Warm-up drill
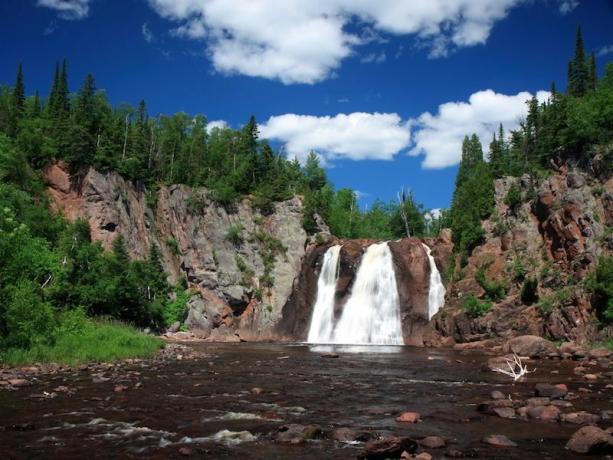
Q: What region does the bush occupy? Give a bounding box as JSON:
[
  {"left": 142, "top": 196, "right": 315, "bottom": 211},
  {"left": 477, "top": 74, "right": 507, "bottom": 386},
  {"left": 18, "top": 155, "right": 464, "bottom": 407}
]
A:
[
  {"left": 163, "top": 288, "right": 190, "bottom": 327},
  {"left": 462, "top": 294, "right": 492, "bottom": 318},
  {"left": 225, "top": 223, "right": 244, "bottom": 246},
  {"left": 2, "top": 281, "right": 56, "bottom": 349},
  {"left": 165, "top": 237, "right": 180, "bottom": 256},
  {"left": 186, "top": 193, "right": 207, "bottom": 214},
  {"left": 520, "top": 277, "right": 539, "bottom": 304},
  {"left": 504, "top": 183, "right": 522, "bottom": 214},
  {"left": 475, "top": 265, "right": 507, "bottom": 301},
  {"left": 586, "top": 256, "right": 613, "bottom": 323}
]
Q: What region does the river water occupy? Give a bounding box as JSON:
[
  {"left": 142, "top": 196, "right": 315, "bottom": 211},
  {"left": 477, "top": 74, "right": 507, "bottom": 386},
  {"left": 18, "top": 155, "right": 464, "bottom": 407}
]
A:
[{"left": 0, "top": 343, "right": 609, "bottom": 459}]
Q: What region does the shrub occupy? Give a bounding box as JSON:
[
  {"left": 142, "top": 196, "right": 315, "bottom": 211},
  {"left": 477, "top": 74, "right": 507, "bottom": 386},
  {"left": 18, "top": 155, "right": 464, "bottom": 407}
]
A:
[
  {"left": 586, "top": 256, "right": 613, "bottom": 323},
  {"left": 475, "top": 265, "right": 507, "bottom": 301},
  {"left": 462, "top": 294, "right": 492, "bottom": 318},
  {"left": 512, "top": 258, "right": 527, "bottom": 282},
  {"left": 165, "top": 237, "right": 181, "bottom": 256},
  {"left": 225, "top": 223, "right": 244, "bottom": 246},
  {"left": 163, "top": 288, "right": 190, "bottom": 327},
  {"left": 504, "top": 183, "right": 522, "bottom": 214},
  {"left": 186, "top": 193, "right": 207, "bottom": 214},
  {"left": 520, "top": 277, "right": 539, "bottom": 304}
]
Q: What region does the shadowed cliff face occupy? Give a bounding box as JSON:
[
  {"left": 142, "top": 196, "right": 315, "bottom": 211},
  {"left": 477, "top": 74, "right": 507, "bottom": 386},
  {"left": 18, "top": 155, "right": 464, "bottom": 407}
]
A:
[
  {"left": 277, "top": 238, "right": 440, "bottom": 345},
  {"left": 44, "top": 162, "right": 308, "bottom": 340}
]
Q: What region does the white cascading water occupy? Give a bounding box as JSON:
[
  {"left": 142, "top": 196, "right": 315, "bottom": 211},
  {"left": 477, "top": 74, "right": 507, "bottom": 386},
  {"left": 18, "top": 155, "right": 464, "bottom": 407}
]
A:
[
  {"left": 422, "top": 243, "right": 446, "bottom": 319},
  {"left": 331, "top": 242, "right": 404, "bottom": 345},
  {"left": 306, "top": 245, "right": 342, "bottom": 343}
]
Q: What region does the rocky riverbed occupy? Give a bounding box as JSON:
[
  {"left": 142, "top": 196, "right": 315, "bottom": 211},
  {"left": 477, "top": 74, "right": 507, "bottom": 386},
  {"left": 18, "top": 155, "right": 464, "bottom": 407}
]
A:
[{"left": 1, "top": 343, "right": 612, "bottom": 459}]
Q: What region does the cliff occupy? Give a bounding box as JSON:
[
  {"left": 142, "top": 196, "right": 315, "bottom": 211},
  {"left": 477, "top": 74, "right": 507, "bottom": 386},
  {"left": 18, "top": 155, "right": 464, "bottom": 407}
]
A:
[
  {"left": 44, "top": 163, "right": 309, "bottom": 340},
  {"left": 427, "top": 165, "right": 613, "bottom": 347}
]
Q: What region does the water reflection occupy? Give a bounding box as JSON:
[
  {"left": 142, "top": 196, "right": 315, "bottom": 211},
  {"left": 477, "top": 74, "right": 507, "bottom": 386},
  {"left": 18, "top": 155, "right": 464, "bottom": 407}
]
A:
[{"left": 307, "top": 344, "right": 403, "bottom": 354}]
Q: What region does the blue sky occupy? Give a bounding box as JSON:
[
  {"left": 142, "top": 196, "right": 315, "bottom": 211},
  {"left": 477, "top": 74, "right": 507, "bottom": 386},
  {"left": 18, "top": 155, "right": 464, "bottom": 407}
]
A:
[{"left": 1, "top": 0, "right": 611, "bottom": 211}]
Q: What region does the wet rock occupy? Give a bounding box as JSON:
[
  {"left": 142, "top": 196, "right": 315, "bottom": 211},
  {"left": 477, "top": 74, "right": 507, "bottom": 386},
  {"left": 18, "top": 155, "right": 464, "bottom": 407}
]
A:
[
  {"left": 550, "top": 400, "right": 573, "bottom": 409},
  {"left": 414, "top": 453, "right": 432, "bottom": 460},
  {"left": 396, "top": 412, "right": 421, "bottom": 423},
  {"left": 493, "top": 407, "right": 516, "bottom": 419},
  {"left": 359, "top": 436, "right": 417, "bottom": 460},
  {"left": 535, "top": 383, "right": 568, "bottom": 399},
  {"left": 178, "top": 447, "right": 192, "bottom": 456},
  {"left": 588, "top": 347, "right": 611, "bottom": 359},
  {"left": 527, "top": 405, "right": 560, "bottom": 422},
  {"left": 7, "top": 379, "right": 29, "bottom": 387},
  {"left": 566, "top": 426, "right": 613, "bottom": 454},
  {"left": 251, "top": 387, "right": 264, "bottom": 395},
  {"left": 321, "top": 352, "right": 339, "bottom": 358},
  {"left": 419, "top": 436, "right": 446, "bottom": 448},
  {"left": 276, "top": 424, "right": 323, "bottom": 444},
  {"left": 490, "top": 390, "right": 505, "bottom": 400},
  {"left": 113, "top": 384, "right": 128, "bottom": 393},
  {"left": 561, "top": 411, "right": 601, "bottom": 425},
  {"left": 332, "top": 427, "right": 357, "bottom": 443},
  {"left": 482, "top": 434, "right": 517, "bottom": 448},
  {"left": 502, "top": 335, "right": 557, "bottom": 357},
  {"left": 584, "top": 373, "right": 598, "bottom": 381},
  {"left": 526, "top": 397, "right": 550, "bottom": 407},
  {"left": 478, "top": 399, "right": 513, "bottom": 415}
]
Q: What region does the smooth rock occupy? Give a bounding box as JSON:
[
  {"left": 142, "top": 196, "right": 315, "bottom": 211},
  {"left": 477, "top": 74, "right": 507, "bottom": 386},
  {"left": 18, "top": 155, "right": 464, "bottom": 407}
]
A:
[
  {"left": 566, "top": 426, "right": 613, "bottom": 454},
  {"left": 561, "top": 411, "right": 600, "bottom": 425},
  {"left": 482, "top": 434, "right": 517, "bottom": 448},
  {"left": 359, "top": 436, "right": 417, "bottom": 460},
  {"left": 396, "top": 412, "right": 420, "bottom": 423},
  {"left": 502, "top": 335, "right": 557, "bottom": 358},
  {"left": 419, "top": 436, "right": 446, "bottom": 448},
  {"left": 535, "top": 383, "right": 568, "bottom": 399},
  {"left": 490, "top": 390, "right": 505, "bottom": 400}
]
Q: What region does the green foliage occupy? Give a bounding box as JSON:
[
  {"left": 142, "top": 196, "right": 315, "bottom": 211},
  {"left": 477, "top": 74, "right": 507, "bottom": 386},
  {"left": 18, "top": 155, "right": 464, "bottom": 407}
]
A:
[
  {"left": 165, "top": 237, "right": 180, "bottom": 256},
  {"left": 475, "top": 264, "right": 508, "bottom": 301},
  {"left": 586, "top": 256, "right": 613, "bottom": 323},
  {"left": 163, "top": 288, "right": 190, "bottom": 327},
  {"left": 225, "top": 223, "right": 244, "bottom": 246},
  {"left": 1, "top": 318, "right": 163, "bottom": 366},
  {"left": 520, "top": 277, "right": 539, "bottom": 304},
  {"left": 186, "top": 192, "right": 207, "bottom": 214},
  {"left": 504, "top": 183, "right": 522, "bottom": 214},
  {"left": 463, "top": 294, "right": 492, "bottom": 318}
]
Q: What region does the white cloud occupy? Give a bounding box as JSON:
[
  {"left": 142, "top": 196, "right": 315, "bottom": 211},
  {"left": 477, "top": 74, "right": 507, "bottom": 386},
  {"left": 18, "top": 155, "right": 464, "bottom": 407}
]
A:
[
  {"left": 558, "top": 0, "right": 579, "bottom": 14},
  {"left": 142, "top": 23, "right": 154, "bottom": 43},
  {"left": 409, "top": 89, "right": 550, "bottom": 169},
  {"left": 37, "top": 0, "right": 90, "bottom": 20},
  {"left": 147, "top": 0, "right": 526, "bottom": 84},
  {"left": 597, "top": 44, "right": 613, "bottom": 57},
  {"left": 206, "top": 119, "right": 228, "bottom": 133},
  {"left": 260, "top": 112, "right": 411, "bottom": 163},
  {"left": 360, "top": 52, "right": 386, "bottom": 64}
]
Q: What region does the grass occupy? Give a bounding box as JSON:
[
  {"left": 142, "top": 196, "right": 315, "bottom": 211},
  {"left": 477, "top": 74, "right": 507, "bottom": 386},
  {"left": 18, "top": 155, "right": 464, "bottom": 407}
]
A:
[{"left": 1, "top": 319, "right": 164, "bottom": 367}]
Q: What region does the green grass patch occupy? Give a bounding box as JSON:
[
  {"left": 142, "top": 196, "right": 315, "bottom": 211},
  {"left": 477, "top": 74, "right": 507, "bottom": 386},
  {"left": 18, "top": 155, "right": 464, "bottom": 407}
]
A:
[{"left": 1, "top": 318, "right": 164, "bottom": 367}]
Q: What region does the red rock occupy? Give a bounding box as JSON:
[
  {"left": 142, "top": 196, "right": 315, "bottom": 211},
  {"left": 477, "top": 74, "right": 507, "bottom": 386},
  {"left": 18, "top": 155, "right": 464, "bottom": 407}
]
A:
[
  {"left": 561, "top": 411, "right": 600, "bottom": 425},
  {"left": 584, "top": 373, "right": 598, "bottom": 381},
  {"left": 589, "top": 347, "right": 612, "bottom": 359},
  {"left": 415, "top": 453, "right": 432, "bottom": 460},
  {"left": 113, "top": 384, "right": 128, "bottom": 393},
  {"left": 527, "top": 405, "right": 560, "bottom": 422},
  {"left": 178, "top": 447, "right": 192, "bottom": 456},
  {"left": 396, "top": 412, "right": 420, "bottom": 423},
  {"left": 482, "top": 434, "right": 517, "bottom": 447},
  {"left": 8, "top": 379, "right": 29, "bottom": 387},
  {"left": 493, "top": 407, "right": 516, "bottom": 419},
  {"left": 535, "top": 383, "right": 567, "bottom": 399},
  {"left": 419, "top": 436, "right": 446, "bottom": 448},
  {"left": 566, "top": 426, "right": 613, "bottom": 454},
  {"left": 502, "top": 335, "right": 557, "bottom": 357}
]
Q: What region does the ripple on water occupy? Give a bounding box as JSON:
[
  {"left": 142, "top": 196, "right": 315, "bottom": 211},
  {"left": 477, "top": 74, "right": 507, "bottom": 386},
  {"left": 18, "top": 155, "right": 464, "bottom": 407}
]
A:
[{"left": 179, "top": 430, "right": 257, "bottom": 446}]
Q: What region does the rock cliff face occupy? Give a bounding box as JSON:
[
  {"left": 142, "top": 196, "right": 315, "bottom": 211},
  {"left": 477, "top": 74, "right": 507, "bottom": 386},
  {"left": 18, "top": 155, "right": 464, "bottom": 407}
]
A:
[
  {"left": 44, "top": 163, "right": 308, "bottom": 340},
  {"left": 428, "top": 166, "right": 612, "bottom": 347}
]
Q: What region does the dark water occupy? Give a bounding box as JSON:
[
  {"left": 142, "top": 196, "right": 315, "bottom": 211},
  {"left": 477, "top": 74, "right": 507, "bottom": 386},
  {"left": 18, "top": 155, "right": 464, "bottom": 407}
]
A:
[{"left": 0, "top": 343, "right": 610, "bottom": 459}]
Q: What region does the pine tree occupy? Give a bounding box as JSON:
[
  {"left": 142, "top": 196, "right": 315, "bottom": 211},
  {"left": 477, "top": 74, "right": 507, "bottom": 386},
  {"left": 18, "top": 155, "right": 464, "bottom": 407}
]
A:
[
  {"left": 588, "top": 52, "right": 597, "bottom": 91},
  {"left": 567, "top": 26, "right": 588, "bottom": 97},
  {"left": 57, "top": 59, "right": 70, "bottom": 119},
  {"left": 10, "top": 63, "right": 25, "bottom": 134},
  {"left": 47, "top": 62, "right": 60, "bottom": 118},
  {"left": 31, "top": 91, "right": 41, "bottom": 117}
]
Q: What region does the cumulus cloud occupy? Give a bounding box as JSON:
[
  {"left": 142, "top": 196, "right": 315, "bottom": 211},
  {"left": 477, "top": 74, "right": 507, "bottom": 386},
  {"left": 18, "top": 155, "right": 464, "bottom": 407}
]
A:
[
  {"left": 37, "top": 0, "right": 90, "bottom": 20},
  {"left": 260, "top": 112, "right": 411, "bottom": 163},
  {"left": 409, "top": 89, "right": 550, "bottom": 169},
  {"left": 142, "top": 23, "right": 154, "bottom": 43},
  {"left": 206, "top": 119, "right": 228, "bottom": 133},
  {"left": 147, "top": 0, "right": 526, "bottom": 84},
  {"left": 558, "top": 0, "right": 579, "bottom": 14},
  {"left": 597, "top": 44, "right": 613, "bottom": 57}
]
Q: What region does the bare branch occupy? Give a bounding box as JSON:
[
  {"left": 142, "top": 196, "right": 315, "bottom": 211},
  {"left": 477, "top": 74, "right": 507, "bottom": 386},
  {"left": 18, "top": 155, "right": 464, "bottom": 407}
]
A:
[{"left": 492, "top": 353, "right": 535, "bottom": 382}]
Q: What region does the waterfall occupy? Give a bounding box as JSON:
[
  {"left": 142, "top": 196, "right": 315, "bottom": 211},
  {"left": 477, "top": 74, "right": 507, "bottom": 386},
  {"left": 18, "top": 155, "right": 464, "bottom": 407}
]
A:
[
  {"left": 307, "top": 245, "right": 342, "bottom": 343},
  {"left": 331, "top": 242, "right": 404, "bottom": 345},
  {"left": 422, "top": 244, "right": 446, "bottom": 319}
]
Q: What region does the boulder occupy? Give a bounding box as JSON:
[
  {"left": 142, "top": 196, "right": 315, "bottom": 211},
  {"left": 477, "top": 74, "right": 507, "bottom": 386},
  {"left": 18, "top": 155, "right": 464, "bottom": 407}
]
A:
[
  {"left": 535, "top": 383, "right": 568, "bottom": 399},
  {"left": 502, "top": 335, "right": 557, "bottom": 357},
  {"left": 561, "top": 412, "right": 601, "bottom": 425},
  {"left": 482, "top": 434, "right": 517, "bottom": 448},
  {"left": 419, "top": 436, "right": 446, "bottom": 449},
  {"left": 566, "top": 426, "right": 613, "bottom": 454},
  {"left": 396, "top": 412, "right": 421, "bottom": 423}
]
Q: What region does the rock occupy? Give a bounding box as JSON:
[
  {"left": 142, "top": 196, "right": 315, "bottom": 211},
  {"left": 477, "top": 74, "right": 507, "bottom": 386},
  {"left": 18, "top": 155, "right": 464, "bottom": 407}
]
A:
[
  {"left": 251, "top": 387, "right": 264, "bottom": 395},
  {"left": 527, "top": 405, "right": 560, "bottom": 422},
  {"left": 566, "top": 426, "right": 613, "bottom": 454},
  {"left": 359, "top": 436, "right": 418, "bottom": 460},
  {"left": 478, "top": 399, "right": 513, "bottom": 415},
  {"left": 589, "top": 347, "right": 612, "bottom": 359},
  {"left": 276, "top": 424, "right": 323, "bottom": 444},
  {"left": 113, "top": 384, "right": 128, "bottom": 393},
  {"left": 321, "top": 352, "right": 339, "bottom": 358},
  {"left": 7, "top": 379, "right": 29, "bottom": 387},
  {"left": 584, "top": 373, "right": 598, "bottom": 381},
  {"left": 493, "top": 407, "right": 516, "bottom": 419},
  {"left": 396, "top": 412, "right": 421, "bottom": 423},
  {"left": 535, "top": 383, "right": 568, "bottom": 399},
  {"left": 490, "top": 390, "right": 505, "bottom": 400},
  {"left": 561, "top": 411, "right": 601, "bottom": 425},
  {"left": 178, "top": 447, "right": 192, "bottom": 456},
  {"left": 419, "top": 436, "right": 446, "bottom": 448},
  {"left": 526, "top": 397, "right": 551, "bottom": 407},
  {"left": 502, "top": 335, "right": 557, "bottom": 357},
  {"left": 332, "top": 427, "right": 357, "bottom": 443},
  {"left": 414, "top": 453, "right": 432, "bottom": 460},
  {"left": 482, "top": 434, "right": 517, "bottom": 448},
  {"left": 167, "top": 321, "right": 181, "bottom": 333}
]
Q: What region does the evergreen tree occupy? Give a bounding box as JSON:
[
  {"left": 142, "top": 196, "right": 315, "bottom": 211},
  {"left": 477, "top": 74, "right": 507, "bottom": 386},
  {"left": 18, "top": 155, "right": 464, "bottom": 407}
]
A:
[
  {"left": 567, "top": 26, "right": 588, "bottom": 97},
  {"left": 31, "top": 91, "right": 41, "bottom": 117},
  {"left": 10, "top": 63, "right": 25, "bottom": 134},
  {"left": 588, "top": 52, "right": 597, "bottom": 91}
]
